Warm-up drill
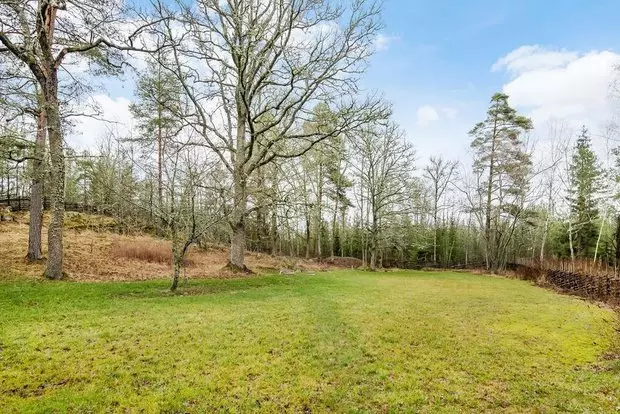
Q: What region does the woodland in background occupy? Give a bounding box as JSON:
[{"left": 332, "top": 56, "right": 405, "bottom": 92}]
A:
[{"left": 2, "top": 1, "right": 620, "bottom": 289}]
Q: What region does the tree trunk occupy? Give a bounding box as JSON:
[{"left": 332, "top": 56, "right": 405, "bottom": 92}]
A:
[
  {"left": 305, "top": 213, "right": 311, "bottom": 259},
  {"left": 228, "top": 169, "right": 249, "bottom": 272},
  {"left": 568, "top": 220, "right": 575, "bottom": 264},
  {"left": 540, "top": 214, "right": 549, "bottom": 263},
  {"left": 340, "top": 207, "right": 346, "bottom": 257},
  {"left": 171, "top": 252, "right": 182, "bottom": 291},
  {"left": 369, "top": 213, "right": 378, "bottom": 271},
  {"left": 227, "top": 93, "right": 251, "bottom": 272},
  {"left": 593, "top": 209, "right": 606, "bottom": 264},
  {"left": 171, "top": 236, "right": 191, "bottom": 291},
  {"left": 269, "top": 208, "right": 277, "bottom": 256},
  {"left": 42, "top": 76, "right": 65, "bottom": 280},
  {"left": 484, "top": 120, "right": 498, "bottom": 270},
  {"left": 432, "top": 184, "right": 438, "bottom": 263},
  {"left": 26, "top": 106, "right": 46, "bottom": 262},
  {"left": 369, "top": 237, "right": 377, "bottom": 270},
  {"left": 269, "top": 169, "right": 278, "bottom": 255},
  {"left": 330, "top": 197, "right": 338, "bottom": 258},
  {"left": 614, "top": 215, "right": 620, "bottom": 269},
  {"left": 316, "top": 165, "right": 323, "bottom": 260}
]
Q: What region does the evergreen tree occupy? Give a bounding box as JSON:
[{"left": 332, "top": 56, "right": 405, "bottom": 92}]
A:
[
  {"left": 568, "top": 126, "right": 601, "bottom": 257},
  {"left": 469, "top": 93, "right": 533, "bottom": 270},
  {"left": 129, "top": 56, "right": 183, "bottom": 214}
]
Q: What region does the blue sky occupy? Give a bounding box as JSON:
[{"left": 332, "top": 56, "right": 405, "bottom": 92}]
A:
[
  {"left": 361, "top": 0, "right": 620, "bottom": 162},
  {"left": 78, "top": 0, "right": 620, "bottom": 164}
]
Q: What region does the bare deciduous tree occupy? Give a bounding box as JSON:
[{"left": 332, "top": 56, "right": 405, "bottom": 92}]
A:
[
  {"left": 423, "top": 156, "right": 458, "bottom": 263},
  {"left": 157, "top": 0, "right": 388, "bottom": 271},
  {"left": 350, "top": 122, "right": 414, "bottom": 270}
]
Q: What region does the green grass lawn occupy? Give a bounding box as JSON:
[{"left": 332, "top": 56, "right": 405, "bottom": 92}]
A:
[{"left": 1, "top": 271, "right": 619, "bottom": 413}]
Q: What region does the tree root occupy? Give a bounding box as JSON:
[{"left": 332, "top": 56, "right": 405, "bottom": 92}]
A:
[{"left": 223, "top": 261, "right": 254, "bottom": 274}]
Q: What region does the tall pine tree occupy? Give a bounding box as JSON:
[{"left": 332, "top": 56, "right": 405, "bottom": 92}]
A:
[
  {"left": 470, "top": 93, "right": 533, "bottom": 270},
  {"left": 129, "top": 55, "right": 183, "bottom": 215}
]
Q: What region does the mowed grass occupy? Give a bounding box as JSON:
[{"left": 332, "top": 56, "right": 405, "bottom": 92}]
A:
[{"left": 1, "top": 271, "right": 619, "bottom": 413}]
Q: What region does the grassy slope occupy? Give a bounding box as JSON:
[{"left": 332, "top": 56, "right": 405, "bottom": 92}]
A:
[{"left": 0, "top": 271, "right": 618, "bottom": 413}]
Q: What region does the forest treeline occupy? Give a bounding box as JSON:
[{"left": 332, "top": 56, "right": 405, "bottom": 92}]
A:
[{"left": 1, "top": 1, "right": 619, "bottom": 289}]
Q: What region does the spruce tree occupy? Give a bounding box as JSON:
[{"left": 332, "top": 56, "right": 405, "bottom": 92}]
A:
[{"left": 568, "top": 126, "right": 601, "bottom": 257}]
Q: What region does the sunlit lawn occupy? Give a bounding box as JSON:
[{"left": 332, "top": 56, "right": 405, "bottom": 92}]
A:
[{"left": 1, "top": 270, "right": 618, "bottom": 413}]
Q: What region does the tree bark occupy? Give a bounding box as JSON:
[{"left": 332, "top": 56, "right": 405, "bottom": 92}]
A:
[
  {"left": 340, "top": 207, "right": 346, "bottom": 257},
  {"left": 369, "top": 212, "right": 378, "bottom": 271},
  {"left": 331, "top": 196, "right": 338, "bottom": 258},
  {"left": 305, "top": 214, "right": 311, "bottom": 259},
  {"left": 593, "top": 209, "right": 606, "bottom": 264},
  {"left": 171, "top": 252, "right": 181, "bottom": 291},
  {"left": 615, "top": 215, "right": 620, "bottom": 268},
  {"left": 484, "top": 119, "right": 498, "bottom": 270},
  {"left": 227, "top": 86, "right": 251, "bottom": 272},
  {"left": 568, "top": 220, "right": 575, "bottom": 263},
  {"left": 228, "top": 168, "right": 249, "bottom": 271},
  {"left": 26, "top": 106, "right": 46, "bottom": 262},
  {"left": 432, "top": 183, "right": 438, "bottom": 263},
  {"left": 42, "top": 73, "right": 65, "bottom": 280},
  {"left": 316, "top": 163, "right": 323, "bottom": 260}
]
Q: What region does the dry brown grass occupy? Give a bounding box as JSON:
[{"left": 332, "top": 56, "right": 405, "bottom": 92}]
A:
[
  {"left": 0, "top": 215, "right": 332, "bottom": 282},
  {"left": 111, "top": 240, "right": 172, "bottom": 264}
]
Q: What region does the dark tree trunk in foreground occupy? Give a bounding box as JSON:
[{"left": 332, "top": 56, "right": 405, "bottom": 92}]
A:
[
  {"left": 42, "top": 71, "right": 65, "bottom": 280},
  {"left": 26, "top": 107, "right": 46, "bottom": 262}
]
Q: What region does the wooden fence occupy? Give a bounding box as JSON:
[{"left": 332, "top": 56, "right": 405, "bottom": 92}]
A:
[
  {"left": 382, "top": 260, "right": 487, "bottom": 270},
  {"left": 0, "top": 197, "right": 98, "bottom": 214},
  {"left": 510, "top": 259, "right": 620, "bottom": 305}
]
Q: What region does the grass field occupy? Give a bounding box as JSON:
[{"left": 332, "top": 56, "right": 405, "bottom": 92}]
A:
[{"left": 1, "top": 270, "right": 619, "bottom": 413}]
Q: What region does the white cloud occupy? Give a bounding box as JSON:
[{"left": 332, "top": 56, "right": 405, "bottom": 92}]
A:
[
  {"left": 374, "top": 33, "right": 399, "bottom": 52},
  {"left": 69, "top": 94, "right": 133, "bottom": 149},
  {"left": 492, "top": 45, "right": 579, "bottom": 75},
  {"left": 493, "top": 45, "right": 620, "bottom": 128},
  {"left": 417, "top": 105, "right": 440, "bottom": 126}
]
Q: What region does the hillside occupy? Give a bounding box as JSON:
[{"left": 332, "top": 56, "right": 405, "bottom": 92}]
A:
[{"left": 0, "top": 213, "right": 331, "bottom": 282}]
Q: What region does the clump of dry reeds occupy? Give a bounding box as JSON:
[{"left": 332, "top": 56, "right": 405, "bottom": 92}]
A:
[{"left": 111, "top": 240, "right": 175, "bottom": 264}]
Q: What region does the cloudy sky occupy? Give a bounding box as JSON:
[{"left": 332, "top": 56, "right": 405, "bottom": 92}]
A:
[{"left": 75, "top": 0, "right": 620, "bottom": 164}]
